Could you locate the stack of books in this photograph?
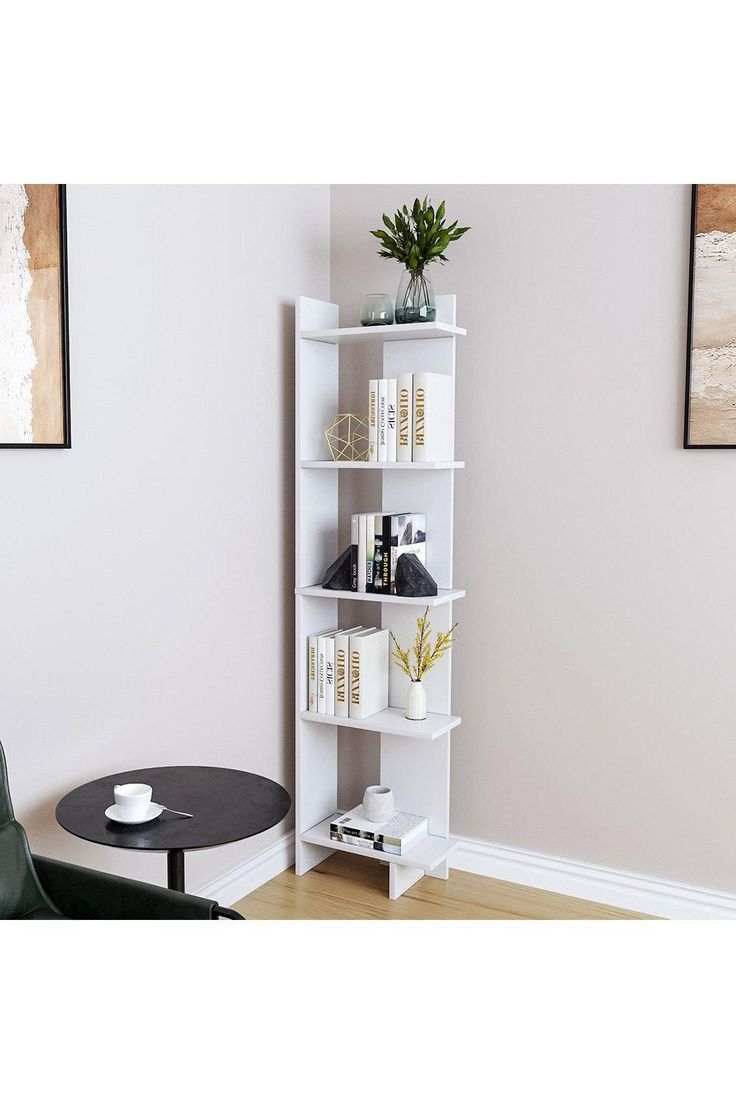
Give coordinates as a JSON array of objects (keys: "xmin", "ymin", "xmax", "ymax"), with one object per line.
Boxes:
[
  {"xmin": 307, "ymin": 626, "xmax": 389, "ymax": 720},
  {"xmin": 367, "ymin": 372, "xmax": 453, "ymax": 462},
  {"xmin": 330, "ymin": 805, "xmax": 428, "ymax": 856},
  {"xmin": 351, "ymin": 511, "xmax": 426, "ymax": 594}
]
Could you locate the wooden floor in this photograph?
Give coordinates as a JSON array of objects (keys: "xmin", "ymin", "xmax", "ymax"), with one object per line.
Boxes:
[{"xmin": 234, "ymin": 852, "xmax": 656, "ymax": 920}]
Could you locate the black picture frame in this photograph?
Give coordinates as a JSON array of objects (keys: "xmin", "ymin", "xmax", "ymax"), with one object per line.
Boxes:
[{"xmin": 0, "ymin": 184, "xmax": 71, "ymax": 449}]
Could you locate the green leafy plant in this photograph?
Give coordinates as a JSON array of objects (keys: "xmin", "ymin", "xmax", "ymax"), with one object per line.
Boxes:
[
  {"xmin": 370, "ymin": 196, "xmax": 470, "ymax": 273},
  {"xmin": 390, "ymin": 607, "xmax": 458, "ymax": 683}
]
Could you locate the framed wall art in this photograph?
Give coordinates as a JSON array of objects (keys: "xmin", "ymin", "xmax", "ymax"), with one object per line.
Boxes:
[
  {"xmin": 684, "ymin": 184, "xmax": 736, "ymax": 448},
  {"xmin": 0, "ymin": 184, "xmax": 70, "ymax": 448}
]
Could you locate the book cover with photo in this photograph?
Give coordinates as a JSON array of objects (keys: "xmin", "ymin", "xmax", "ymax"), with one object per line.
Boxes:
[{"xmin": 390, "ymin": 512, "xmax": 426, "ymax": 590}]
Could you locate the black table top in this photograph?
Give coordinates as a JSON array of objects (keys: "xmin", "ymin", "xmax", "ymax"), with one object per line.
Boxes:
[{"xmin": 56, "ymin": 765, "xmax": 291, "ymax": 854}]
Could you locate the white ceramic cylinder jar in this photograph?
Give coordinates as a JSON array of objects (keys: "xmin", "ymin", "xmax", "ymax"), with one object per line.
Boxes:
[
  {"xmin": 405, "ymin": 680, "xmax": 427, "ymax": 721},
  {"xmin": 363, "ymin": 785, "xmax": 394, "ymax": 823}
]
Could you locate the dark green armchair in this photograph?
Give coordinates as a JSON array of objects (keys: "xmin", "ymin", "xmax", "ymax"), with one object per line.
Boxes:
[{"xmin": 0, "ymin": 742, "xmax": 242, "ymax": 920}]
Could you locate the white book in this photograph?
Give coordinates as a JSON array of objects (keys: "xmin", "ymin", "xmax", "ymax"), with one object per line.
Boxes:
[
  {"xmin": 317, "ymin": 629, "xmax": 339, "ymax": 714},
  {"xmin": 324, "ymin": 635, "xmax": 336, "ymax": 715},
  {"xmin": 334, "ymin": 625, "xmax": 366, "ymax": 718},
  {"xmin": 368, "ymin": 380, "xmax": 378, "ymax": 462},
  {"xmin": 308, "ymin": 629, "xmax": 333, "ymax": 712},
  {"xmin": 357, "ymin": 513, "xmax": 367, "ymax": 593},
  {"xmin": 397, "ymin": 373, "xmax": 413, "ymax": 461},
  {"xmin": 349, "ymin": 627, "xmax": 389, "ymax": 720},
  {"xmin": 413, "ymin": 371, "xmax": 453, "ymax": 461},
  {"xmin": 386, "ymin": 378, "xmax": 397, "ymax": 462},
  {"xmin": 377, "ymin": 379, "xmax": 388, "ymax": 462}
]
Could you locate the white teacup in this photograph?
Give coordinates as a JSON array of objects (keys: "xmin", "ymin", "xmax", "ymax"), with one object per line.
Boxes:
[{"xmin": 113, "ymin": 782, "xmax": 152, "ymax": 822}]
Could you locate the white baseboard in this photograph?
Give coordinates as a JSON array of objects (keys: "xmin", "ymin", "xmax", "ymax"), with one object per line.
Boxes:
[
  {"xmin": 196, "ymin": 831, "xmax": 295, "ymax": 907},
  {"xmin": 194, "ymin": 827, "xmax": 736, "ymax": 919},
  {"xmin": 452, "ymin": 836, "xmax": 736, "ymax": 920}
]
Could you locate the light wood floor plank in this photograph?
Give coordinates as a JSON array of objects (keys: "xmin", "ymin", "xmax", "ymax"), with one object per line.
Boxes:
[{"xmin": 233, "ymin": 852, "xmax": 657, "ymax": 920}]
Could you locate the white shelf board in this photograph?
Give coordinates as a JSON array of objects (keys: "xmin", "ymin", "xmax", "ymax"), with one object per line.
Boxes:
[
  {"xmin": 300, "ymin": 321, "xmax": 466, "ymax": 344},
  {"xmin": 300, "ymin": 460, "xmax": 465, "ymax": 470},
  {"xmin": 301, "ymin": 816, "xmax": 459, "ymax": 873},
  {"xmin": 296, "ymin": 585, "xmax": 465, "ymax": 607},
  {"xmin": 299, "ymin": 707, "xmax": 461, "ymax": 741}
]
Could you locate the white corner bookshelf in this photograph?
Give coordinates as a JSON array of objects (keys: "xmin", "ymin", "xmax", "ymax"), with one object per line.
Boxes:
[{"xmin": 295, "ymin": 293, "xmax": 465, "ymax": 900}]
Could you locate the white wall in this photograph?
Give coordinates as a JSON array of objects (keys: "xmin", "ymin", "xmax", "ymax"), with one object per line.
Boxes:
[
  {"xmin": 330, "ymin": 185, "xmax": 736, "ymax": 895},
  {"xmin": 1, "ymin": 185, "xmax": 330, "ymax": 891}
]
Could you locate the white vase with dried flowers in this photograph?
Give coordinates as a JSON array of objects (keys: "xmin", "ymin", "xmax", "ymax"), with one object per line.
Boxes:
[{"xmin": 390, "ymin": 607, "xmax": 458, "ymax": 722}]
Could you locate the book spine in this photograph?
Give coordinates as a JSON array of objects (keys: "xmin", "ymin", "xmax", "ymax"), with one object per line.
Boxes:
[
  {"xmin": 365, "ymin": 513, "xmax": 375, "ymax": 592},
  {"xmin": 334, "ymin": 634, "xmax": 350, "ymax": 718},
  {"xmin": 357, "ymin": 513, "xmax": 367, "ymax": 593},
  {"xmin": 397, "ymin": 373, "xmax": 413, "ymax": 462},
  {"xmin": 413, "ymin": 373, "xmax": 427, "ymax": 459},
  {"xmin": 413, "ymin": 372, "xmax": 453, "ymax": 461},
  {"xmin": 330, "ymin": 832, "xmax": 379, "ymax": 851},
  {"xmin": 381, "ymin": 514, "xmax": 391, "ymax": 593},
  {"xmin": 386, "ymin": 378, "xmax": 397, "ymax": 462},
  {"xmin": 307, "ymin": 635, "xmax": 318, "ymax": 712},
  {"xmin": 373, "ymin": 515, "xmax": 383, "ymax": 593},
  {"xmin": 349, "ymin": 628, "xmax": 388, "ymax": 719},
  {"xmin": 368, "ymin": 380, "xmax": 378, "ymax": 462},
  {"xmin": 317, "ymin": 636, "xmax": 327, "ymax": 714},
  {"xmin": 350, "ymin": 514, "xmax": 358, "ymax": 591},
  {"xmin": 325, "ymin": 636, "xmax": 336, "ymax": 715},
  {"xmin": 329, "ymin": 821, "xmax": 378, "ymax": 841},
  {"xmin": 390, "ymin": 514, "xmax": 400, "ymax": 593},
  {"xmin": 377, "ymin": 379, "xmax": 387, "ymax": 462}
]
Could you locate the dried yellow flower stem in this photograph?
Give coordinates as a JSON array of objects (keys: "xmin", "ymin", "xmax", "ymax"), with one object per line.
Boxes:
[{"xmin": 390, "ymin": 606, "xmax": 458, "ymax": 683}]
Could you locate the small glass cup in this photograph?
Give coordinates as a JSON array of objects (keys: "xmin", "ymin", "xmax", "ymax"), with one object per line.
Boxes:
[{"xmin": 360, "ymin": 293, "xmax": 394, "ymax": 326}]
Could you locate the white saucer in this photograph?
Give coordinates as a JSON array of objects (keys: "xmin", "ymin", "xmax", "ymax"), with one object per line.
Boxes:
[{"xmin": 105, "ymin": 802, "xmax": 164, "ymax": 825}]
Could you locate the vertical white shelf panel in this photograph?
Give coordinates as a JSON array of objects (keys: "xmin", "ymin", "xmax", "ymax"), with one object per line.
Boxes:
[
  {"xmin": 295, "ymin": 294, "xmax": 463, "ymax": 898},
  {"xmin": 295, "ymin": 297, "xmax": 339, "ymax": 876}
]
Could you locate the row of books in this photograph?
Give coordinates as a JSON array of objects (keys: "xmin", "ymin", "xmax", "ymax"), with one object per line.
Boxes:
[
  {"xmin": 368, "ymin": 371, "xmax": 453, "ymax": 463},
  {"xmin": 307, "ymin": 626, "xmax": 388, "ymax": 720},
  {"xmin": 330, "ymin": 806, "xmax": 428, "ymax": 856},
  {"xmin": 351, "ymin": 511, "xmax": 426, "ymax": 593}
]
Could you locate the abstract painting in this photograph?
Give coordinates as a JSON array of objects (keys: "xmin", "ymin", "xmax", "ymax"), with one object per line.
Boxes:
[
  {"xmin": 685, "ymin": 184, "xmax": 736, "ymax": 447},
  {"xmin": 0, "ymin": 184, "xmax": 70, "ymax": 447}
]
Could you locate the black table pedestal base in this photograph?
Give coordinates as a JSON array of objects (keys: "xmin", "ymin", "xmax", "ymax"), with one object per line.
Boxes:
[{"xmin": 167, "ymin": 849, "xmax": 185, "ymax": 892}]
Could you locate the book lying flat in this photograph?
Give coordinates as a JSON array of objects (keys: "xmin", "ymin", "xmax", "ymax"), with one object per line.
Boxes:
[{"xmin": 330, "ymin": 805, "xmax": 428, "ymax": 855}]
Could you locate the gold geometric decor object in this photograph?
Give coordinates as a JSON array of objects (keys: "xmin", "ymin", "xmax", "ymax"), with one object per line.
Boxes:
[{"xmin": 324, "ymin": 413, "xmax": 370, "ymax": 462}]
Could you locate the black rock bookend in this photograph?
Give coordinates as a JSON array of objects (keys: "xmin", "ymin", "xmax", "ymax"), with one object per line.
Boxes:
[
  {"xmin": 322, "ymin": 546, "xmax": 353, "ymax": 591},
  {"xmin": 394, "ymin": 553, "xmax": 438, "ymax": 598}
]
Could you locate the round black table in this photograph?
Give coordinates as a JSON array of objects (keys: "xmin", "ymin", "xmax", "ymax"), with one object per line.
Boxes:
[{"xmin": 56, "ymin": 766, "xmax": 291, "ymax": 893}]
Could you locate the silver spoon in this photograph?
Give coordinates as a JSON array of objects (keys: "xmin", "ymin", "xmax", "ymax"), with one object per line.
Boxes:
[{"xmin": 158, "ymin": 805, "xmax": 194, "ymax": 818}]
